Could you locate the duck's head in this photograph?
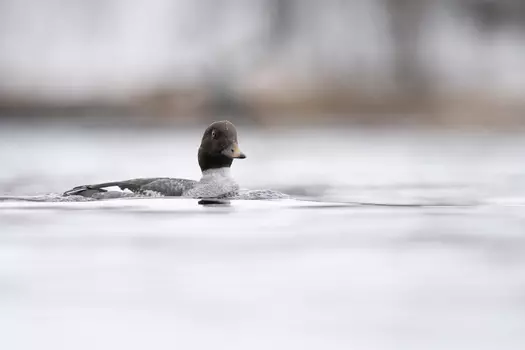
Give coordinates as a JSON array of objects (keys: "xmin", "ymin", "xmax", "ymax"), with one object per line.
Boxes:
[{"xmin": 198, "ymin": 120, "xmax": 246, "ymax": 172}]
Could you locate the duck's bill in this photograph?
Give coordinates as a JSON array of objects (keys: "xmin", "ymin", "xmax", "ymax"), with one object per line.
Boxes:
[{"xmin": 222, "ymin": 143, "xmax": 246, "ymax": 159}]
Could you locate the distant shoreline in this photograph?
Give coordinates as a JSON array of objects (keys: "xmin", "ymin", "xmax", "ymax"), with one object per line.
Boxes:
[{"xmin": 0, "ymin": 88, "xmax": 523, "ymax": 129}]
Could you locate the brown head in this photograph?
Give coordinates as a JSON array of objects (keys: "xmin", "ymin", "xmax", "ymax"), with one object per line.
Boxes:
[{"xmin": 198, "ymin": 120, "xmax": 246, "ymax": 172}]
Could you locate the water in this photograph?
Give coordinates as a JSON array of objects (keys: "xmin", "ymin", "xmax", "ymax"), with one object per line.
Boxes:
[{"xmin": 1, "ymin": 122, "xmax": 525, "ymax": 349}]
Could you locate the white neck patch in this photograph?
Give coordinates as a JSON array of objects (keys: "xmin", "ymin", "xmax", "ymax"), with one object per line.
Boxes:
[{"xmin": 200, "ymin": 167, "xmax": 232, "ymax": 182}]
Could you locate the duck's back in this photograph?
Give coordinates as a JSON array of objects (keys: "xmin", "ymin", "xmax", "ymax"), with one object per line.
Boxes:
[{"xmin": 64, "ymin": 178, "xmax": 198, "ymax": 198}]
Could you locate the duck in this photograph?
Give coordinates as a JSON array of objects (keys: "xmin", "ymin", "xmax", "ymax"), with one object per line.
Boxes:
[{"xmin": 63, "ymin": 120, "xmax": 247, "ymax": 199}]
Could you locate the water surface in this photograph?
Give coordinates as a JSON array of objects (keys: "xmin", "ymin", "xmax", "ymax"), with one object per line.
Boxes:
[{"xmin": 1, "ymin": 123, "xmax": 525, "ymax": 350}]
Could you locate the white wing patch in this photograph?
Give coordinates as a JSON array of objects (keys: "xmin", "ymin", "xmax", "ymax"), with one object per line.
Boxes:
[{"xmin": 141, "ymin": 190, "xmax": 164, "ymax": 197}]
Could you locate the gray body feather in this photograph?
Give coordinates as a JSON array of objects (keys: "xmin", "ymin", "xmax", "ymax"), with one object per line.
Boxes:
[
  {"xmin": 63, "ymin": 169, "xmax": 241, "ymax": 199},
  {"xmin": 64, "ymin": 178, "xmax": 198, "ymax": 198}
]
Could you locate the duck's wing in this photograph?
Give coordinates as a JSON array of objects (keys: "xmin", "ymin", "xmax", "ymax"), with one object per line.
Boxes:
[{"xmin": 63, "ymin": 178, "xmax": 198, "ymax": 198}]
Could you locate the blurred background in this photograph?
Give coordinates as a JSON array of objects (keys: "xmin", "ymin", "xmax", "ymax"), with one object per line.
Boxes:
[
  {"xmin": 2, "ymin": 2, "xmax": 525, "ymax": 350},
  {"xmin": 0, "ymin": 0, "xmax": 524, "ymax": 126}
]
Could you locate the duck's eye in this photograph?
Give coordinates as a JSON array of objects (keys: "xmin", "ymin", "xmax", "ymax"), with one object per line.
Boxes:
[{"xmin": 211, "ymin": 130, "xmax": 216, "ymax": 138}]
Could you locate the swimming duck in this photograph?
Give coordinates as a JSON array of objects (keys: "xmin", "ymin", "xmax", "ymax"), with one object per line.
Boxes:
[{"xmin": 63, "ymin": 120, "xmax": 247, "ymax": 199}]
